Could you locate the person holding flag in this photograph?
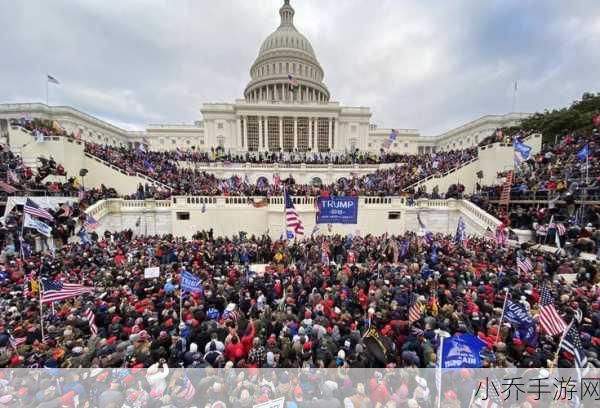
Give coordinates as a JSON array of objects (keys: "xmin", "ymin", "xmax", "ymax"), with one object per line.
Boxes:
[{"xmin": 577, "ymin": 143, "xmax": 590, "ymax": 184}]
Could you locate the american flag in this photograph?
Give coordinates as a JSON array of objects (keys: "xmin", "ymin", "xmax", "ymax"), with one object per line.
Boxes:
[
  {"xmin": 287, "ymin": 74, "xmax": 299, "ymax": 89},
  {"xmin": 408, "ymin": 293, "xmax": 422, "ymax": 324},
  {"xmin": 549, "ymin": 219, "xmax": 566, "ymax": 236},
  {"xmin": 539, "ymin": 286, "xmax": 567, "ymax": 336},
  {"xmin": 41, "ymin": 277, "xmax": 94, "ymax": 303},
  {"xmin": 85, "ymin": 308, "xmax": 98, "ymax": 336},
  {"xmin": 516, "ymin": 256, "xmax": 533, "ymax": 273},
  {"xmin": 180, "ymin": 374, "xmax": 196, "ymax": 400},
  {"xmin": 560, "ymin": 321, "xmax": 588, "ymax": 370},
  {"xmin": 9, "ymin": 335, "xmax": 26, "ymax": 349},
  {"xmin": 84, "ymin": 214, "xmax": 100, "ymax": 231},
  {"xmin": 284, "ymin": 189, "xmax": 304, "ymax": 235},
  {"xmin": 24, "ymin": 198, "xmax": 54, "ymax": 221},
  {"xmin": 560, "ymin": 319, "xmax": 588, "ymax": 407},
  {"xmin": 0, "ymin": 181, "xmax": 18, "ymax": 194}
]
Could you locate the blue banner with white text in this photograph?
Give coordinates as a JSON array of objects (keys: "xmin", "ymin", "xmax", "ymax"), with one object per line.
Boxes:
[{"xmin": 316, "ymin": 197, "xmax": 358, "ymax": 224}]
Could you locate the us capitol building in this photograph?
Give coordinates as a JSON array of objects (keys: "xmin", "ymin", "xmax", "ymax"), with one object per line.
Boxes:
[{"xmin": 0, "ymin": 0, "xmax": 529, "ymax": 154}]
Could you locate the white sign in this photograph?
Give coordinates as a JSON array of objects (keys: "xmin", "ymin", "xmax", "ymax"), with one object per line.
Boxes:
[
  {"xmin": 253, "ymin": 397, "xmax": 285, "ymax": 408},
  {"xmin": 144, "ymin": 267, "xmax": 160, "ymax": 279},
  {"xmin": 249, "ymin": 264, "xmax": 268, "ymax": 274}
]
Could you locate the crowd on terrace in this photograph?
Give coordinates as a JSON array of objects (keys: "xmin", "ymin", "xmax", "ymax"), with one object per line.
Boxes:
[
  {"xmin": 470, "ymin": 127, "xmax": 600, "ymax": 254},
  {"xmin": 12, "ymin": 118, "xmax": 478, "ymax": 197},
  {"xmin": 0, "ymin": 145, "xmax": 71, "ymax": 198},
  {"xmin": 84, "ymin": 142, "xmax": 477, "ymax": 198}
]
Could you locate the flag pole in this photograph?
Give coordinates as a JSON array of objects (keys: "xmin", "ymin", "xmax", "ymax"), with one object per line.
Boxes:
[
  {"xmin": 179, "ymin": 288, "xmax": 183, "ymax": 324},
  {"xmin": 179, "ymin": 268, "xmax": 184, "ymax": 324},
  {"xmin": 437, "ymin": 335, "xmax": 445, "ymax": 408},
  {"xmin": 45, "ymin": 74, "xmax": 49, "ymax": 106},
  {"xmin": 586, "ymin": 150, "xmax": 589, "ymax": 185},
  {"xmin": 496, "ymin": 288, "xmax": 509, "ymax": 344},
  {"xmin": 551, "ymin": 319, "xmax": 573, "ymax": 368},
  {"xmin": 39, "ymin": 284, "xmax": 45, "ymax": 342}
]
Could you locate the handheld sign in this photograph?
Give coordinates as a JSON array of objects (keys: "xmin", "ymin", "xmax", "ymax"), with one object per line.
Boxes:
[{"xmin": 144, "ymin": 267, "xmax": 160, "ymax": 279}]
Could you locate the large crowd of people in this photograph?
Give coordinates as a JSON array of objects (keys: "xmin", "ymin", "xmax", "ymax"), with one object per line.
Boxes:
[
  {"xmin": 84, "ymin": 141, "xmax": 477, "ymax": 198},
  {"xmin": 0, "ymin": 230, "xmax": 598, "ymax": 374},
  {"xmin": 12, "ymin": 118, "xmax": 479, "ymax": 197},
  {"xmin": 0, "ymin": 146, "xmax": 73, "ymax": 198},
  {"xmin": 469, "ymin": 127, "xmax": 600, "ymax": 254}
]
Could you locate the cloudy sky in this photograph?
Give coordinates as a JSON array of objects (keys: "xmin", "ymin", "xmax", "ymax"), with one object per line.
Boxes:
[{"xmin": 1, "ymin": 0, "xmax": 599, "ymax": 135}]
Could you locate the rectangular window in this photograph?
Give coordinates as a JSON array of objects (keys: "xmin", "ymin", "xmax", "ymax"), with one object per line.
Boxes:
[
  {"xmin": 217, "ymin": 123, "xmax": 224, "ymax": 129},
  {"xmin": 268, "ymin": 116, "xmax": 280, "ymax": 151},
  {"xmin": 388, "ymin": 212, "xmax": 401, "ymax": 220},
  {"xmin": 283, "ymin": 117, "xmax": 294, "ymax": 151},
  {"xmin": 247, "ymin": 116, "xmax": 259, "ymax": 151},
  {"xmin": 297, "ymin": 117, "xmax": 309, "ymax": 151},
  {"xmin": 317, "ymin": 118, "xmax": 329, "ymax": 152},
  {"xmin": 176, "ymin": 212, "xmax": 190, "ymax": 220}
]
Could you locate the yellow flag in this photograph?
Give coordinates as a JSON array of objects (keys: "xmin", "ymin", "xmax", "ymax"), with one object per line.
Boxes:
[{"xmin": 30, "ymin": 279, "xmax": 39, "ymax": 294}]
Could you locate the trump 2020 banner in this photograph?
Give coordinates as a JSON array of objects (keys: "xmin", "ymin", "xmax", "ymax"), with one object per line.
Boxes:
[{"xmin": 316, "ymin": 197, "xmax": 358, "ymax": 224}]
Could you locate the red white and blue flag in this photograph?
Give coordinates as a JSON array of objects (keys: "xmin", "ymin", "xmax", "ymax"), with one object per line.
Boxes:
[
  {"xmin": 85, "ymin": 308, "xmax": 98, "ymax": 336},
  {"xmin": 284, "ymin": 189, "xmax": 304, "ymax": 236},
  {"xmin": 24, "ymin": 198, "xmax": 54, "ymax": 221},
  {"xmin": 288, "ymin": 74, "xmax": 299, "ymax": 89},
  {"xmin": 41, "ymin": 278, "xmax": 94, "ymax": 303},
  {"xmin": 84, "ymin": 215, "xmax": 100, "ymax": 231},
  {"xmin": 539, "ymin": 285, "xmax": 567, "ymax": 336},
  {"xmin": 516, "ymin": 257, "xmax": 533, "ymax": 273}
]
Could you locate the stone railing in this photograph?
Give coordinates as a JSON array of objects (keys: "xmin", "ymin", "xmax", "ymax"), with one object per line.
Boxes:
[
  {"xmin": 402, "ymin": 157, "xmax": 479, "ymax": 192},
  {"xmin": 179, "ymin": 161, "xmax": 382, "ymax": 171},
  {"xmin": 83, "ymin": 152, "xmax": 173, "ymax": 191}
]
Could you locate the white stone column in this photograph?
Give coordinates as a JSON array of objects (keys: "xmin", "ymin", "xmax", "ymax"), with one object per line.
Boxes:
[
  {"xmin": 328, "ymin": 118, "xmax": 332, "ymax": 151},
  {"xmin": 236, "ymin": 117, "xmax": 242, "ymax": 149},
  {"xmin": 308, "ymin": 117, "xmax": 312, "ymax": 150},
  {"xmin": 293, "ymin": 117, "xmax": 298, "ymax": 150},
  {"xmin": 258, "ymin": 116, "xmax": 263, "ymax": 150},
  {"xmin": 279, "ymin": 116, "xmax": 283, "ymax": 151},
  {"xmin": 333, "ymin": 118, "xmax": 338, "ymax": 152},
  {"xmin": 265, "ymin": 116, "xmax": 269, "ymax": 151},
  {"xmin": 243, "ymin": 115, "xmax": 248, "ymax": 150}
]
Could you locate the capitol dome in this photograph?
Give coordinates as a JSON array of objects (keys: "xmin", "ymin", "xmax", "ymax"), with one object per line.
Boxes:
[{"xmin": 244, "ymin": 0, "xmax": 330, "ymax": 103}]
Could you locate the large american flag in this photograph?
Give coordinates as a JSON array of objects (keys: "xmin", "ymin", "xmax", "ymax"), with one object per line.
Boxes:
[
  {"xmin": 539, "ymin": 286, "xmax": 567, "ymax": 336},
  {"xmin": 85, "ymin": 308, "xmax": 98, "ymax": 336},
  {"xmin": 284, "ymin": 189, "xmax": 304, "ymax": 235},
  {"xmin": 24, "ymin": 198, "xmax": 54, "ymax": 221},
  {"xmin": 408, "ymin": 293, "xmax": 422, "ymax": 324},
  {"xmin": 41, "ymin": 277, "xmax": 94, "ymax": 303}
]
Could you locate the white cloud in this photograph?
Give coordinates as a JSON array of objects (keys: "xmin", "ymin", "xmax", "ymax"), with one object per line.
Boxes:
[{"xmin": 0, "ymin": 0, "xmax": 598, "ymax": 136}]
